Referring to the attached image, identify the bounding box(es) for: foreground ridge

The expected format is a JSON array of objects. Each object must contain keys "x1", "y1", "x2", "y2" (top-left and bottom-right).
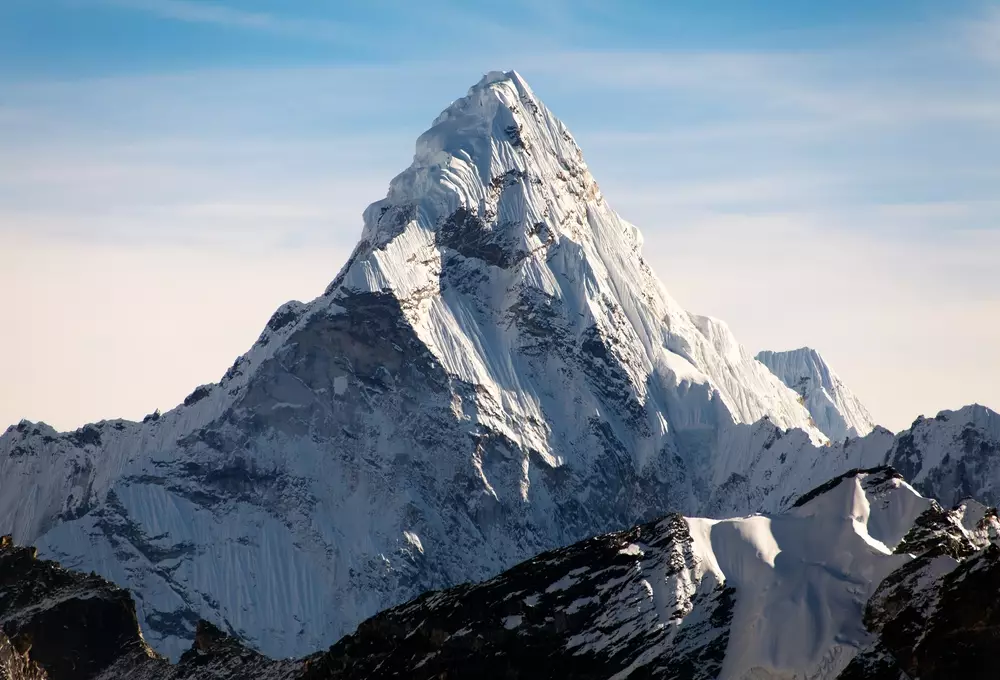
[{"x1": 4, "y1": 468, "x2": 1000, "y2": 680}]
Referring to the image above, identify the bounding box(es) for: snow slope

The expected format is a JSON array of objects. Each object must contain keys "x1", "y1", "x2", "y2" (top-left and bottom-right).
[
  {"x1": 885, "y1": 405, "x2": 1000, "y2": 506},
  {"x1": 5, "y1": 468, "x2": 1000, "y2": 680},
  {"x1": 0, "y1": 71, "x2": 995, "y2": 662},
  {"x1": 757, "y1": 347, "x2": 876, "y2": 441},
  {"x1": 274, "y1": 468, "x2": 973, "y2": 680},
  {"x1": 691, "y1": 469, "x2": 921, "y2": 679}
]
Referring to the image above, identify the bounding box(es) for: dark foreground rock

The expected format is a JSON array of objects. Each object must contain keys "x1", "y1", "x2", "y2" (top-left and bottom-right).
[{"x1": 1, "y1": 516, "x2": 731, "y2": 680}]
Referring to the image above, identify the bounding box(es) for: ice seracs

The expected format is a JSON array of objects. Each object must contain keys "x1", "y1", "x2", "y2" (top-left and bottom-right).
[{"x1": 757, "y1": 347, "x2": 876, "y2": 441}]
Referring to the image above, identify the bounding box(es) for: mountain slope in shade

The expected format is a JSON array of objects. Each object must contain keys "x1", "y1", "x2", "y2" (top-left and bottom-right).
[
  {"x1": 756, "y1": 347, "x2": 876, "y2": 441},
  {"x1": 0, "y1": 70, "x2": 828, "y2": 659},
  {"x1": 0, "y1": 536, "x2": 157, "y2": 680},
  {"x1": 886, "y1": 405, "x2": 1000, "y2": 507},
  {"x1": 0, "y1": 536, "x2": 301, "y2": 680},
  {"x1": 6, "y1": 468, "x2": 1000, "y2": 680}
]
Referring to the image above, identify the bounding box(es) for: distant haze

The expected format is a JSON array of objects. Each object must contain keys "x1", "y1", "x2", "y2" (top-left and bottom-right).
[{"x1": 3, "y1": 1, "x2": 998, "y2": 433}]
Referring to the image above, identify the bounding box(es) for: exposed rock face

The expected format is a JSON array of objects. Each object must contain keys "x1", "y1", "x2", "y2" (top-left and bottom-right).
[
  {"x1": 95, "y1": 619, "x2": 302, "y2": 680},
  {"x1": 0, "y1": 536, "x2": 154, "y2": 680},
  {"x1": 838, "y1": 496, "x2": 1000, "y2": 680},
  {"x1": 0, "y1": 632, "x2": 47, "y2": 680},
  {"x1": 0, "y1": 536, "x2": 301, "y2": 680},
  {"x1": 886, "y1": 405, "x2": 1000, "y2": 507},
  {"x1": 305, "y1": 514, "x2": 735, "y2": 680}
]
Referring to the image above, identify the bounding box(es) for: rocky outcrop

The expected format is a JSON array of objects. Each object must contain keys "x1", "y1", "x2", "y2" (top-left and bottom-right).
[
  {"x1": 839, "y1": 493, "x2": 1000, "y2": 680},
  {"x1": 0, "y1": 535, "x2": 153, "y2": 680},
  {"x1": 0, "y1": 535, "x2": 301, "y2": 680},
  {"x1": 886, "y1": 405, "x2": 1000, "y2": 507},
  {"x1": 305, "y1": 514, "x2": 734, "y2": 680}
]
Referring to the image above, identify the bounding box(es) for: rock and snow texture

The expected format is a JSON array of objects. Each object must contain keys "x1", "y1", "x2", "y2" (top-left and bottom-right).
[
  {"x1": 0, "y1": 70, "x2": 822, "y2": 659},
  {"x1": 756, "y1": 347, "x2": 876, "y2": 441},
  {"x1": 689, "y1": 468, "x2": 924, "y2": 679},
  {"x1": 840, "y1": 487, "x2": 1000, "y2": 680},
  {"x1": 0, "y1": 537, "x2": 302, "y2": 680},
  {"x1": 0, "y1": 536, "x2": 157, "y2": 680},
  {"x1": 314, "y1": 468, "x2": 999, "y2": 680},
  {"x1": 885, "y1": 404, "x2": 1000, "y2": 507},
  {"x1": 246, "y1": 468, "x2": 992, "y2": 680},
  {"x1": 0, "y1": 70, "x2": 998, "y2": 663},
  {"x1": 5, "y1": 468, "x2": 1000, "y2": 680}
]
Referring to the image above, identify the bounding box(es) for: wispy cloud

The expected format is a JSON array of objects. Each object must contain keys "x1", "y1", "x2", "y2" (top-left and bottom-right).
[
  {"x1": 524, "y1": 47, "x2": 1000, "y2": 127},
  {"x1": 962, "y1": 5, "x2": 1000, "y2": 63},
  {"x1": 98, "y1": 0, "x2": 357, "y2": 43}
]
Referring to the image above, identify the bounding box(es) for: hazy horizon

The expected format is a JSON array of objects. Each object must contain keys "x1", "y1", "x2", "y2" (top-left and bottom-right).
[{"x1": 3, "y1": 1, "x2": 999, "y2": 433}]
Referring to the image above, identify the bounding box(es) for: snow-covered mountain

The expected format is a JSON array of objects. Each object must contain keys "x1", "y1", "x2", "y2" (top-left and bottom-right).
[
  {"x1": 885, "y1": 404, "x2": 1000, "y2": 506},
  {"x1": 308, "y1": 466, "x2": 1000, "y2": 680},
  {"x1": 700, "y1": 404, "x2": 1000, "y2": 521},
  {"x1": 757, "y1": 347, "x2": 876, "y2": 441},
  {"x1": 0, "y1": 70, "x2": 997, "y2": 663},
  {"x1": 5, "y1": 467, "x2": 999, "y2": 680},
  {"x1": 0, "y1": 70, "x2": 821, "y2": 659}
]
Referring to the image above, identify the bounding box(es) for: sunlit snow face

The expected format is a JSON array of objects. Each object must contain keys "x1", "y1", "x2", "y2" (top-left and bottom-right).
[{"x1": 4, "y1": 3, "x2": 1000, "y2": 432}]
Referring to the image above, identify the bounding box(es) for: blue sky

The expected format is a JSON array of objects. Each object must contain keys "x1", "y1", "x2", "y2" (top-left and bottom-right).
[
  {"x1": 2, "y1": 1, "x2": 999, "y2": 431},
  {"x1": 0, "y1": 1, "x2": 961, "y2": 77}
]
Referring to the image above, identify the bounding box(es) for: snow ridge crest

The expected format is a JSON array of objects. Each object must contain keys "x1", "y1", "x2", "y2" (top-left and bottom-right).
[{"x1": 757, "y1": 346, "x2": 877, "y2": 441}]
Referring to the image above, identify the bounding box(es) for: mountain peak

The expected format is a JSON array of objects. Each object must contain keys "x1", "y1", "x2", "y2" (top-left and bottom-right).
[
  {"x1": 350, "y1": 69, "x2": 594, "y2": 262},
  {"x1": 0, "y1": 71, "x2": 832, "y2": 659},
  {"x1": 757, "y1": 346, "x2": 876, "y2": 440},
  {"x1": 474, "y1": 69, "x2": 525, "y2": 87}
]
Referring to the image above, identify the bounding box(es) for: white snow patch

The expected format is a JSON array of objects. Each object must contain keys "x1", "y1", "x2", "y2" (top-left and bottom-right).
[
  {"x1": 404, "y1": 531, "x2": 424, "y2": 554},
  {"x1": 564, "y1": 595, "x2": 600, "y2": 615},
  {"x1": 502, "y1": 615, "x2": 523, "y2": 630},
  {"x1": 545, "y1": 574, "x2": 578, "y2": 593},
  {"x1": 686, "y1": 472, "x2": 920, "y2": 680},
  {"x1": 333, "y1": 375, "x2": 349, "y2": 396}
]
